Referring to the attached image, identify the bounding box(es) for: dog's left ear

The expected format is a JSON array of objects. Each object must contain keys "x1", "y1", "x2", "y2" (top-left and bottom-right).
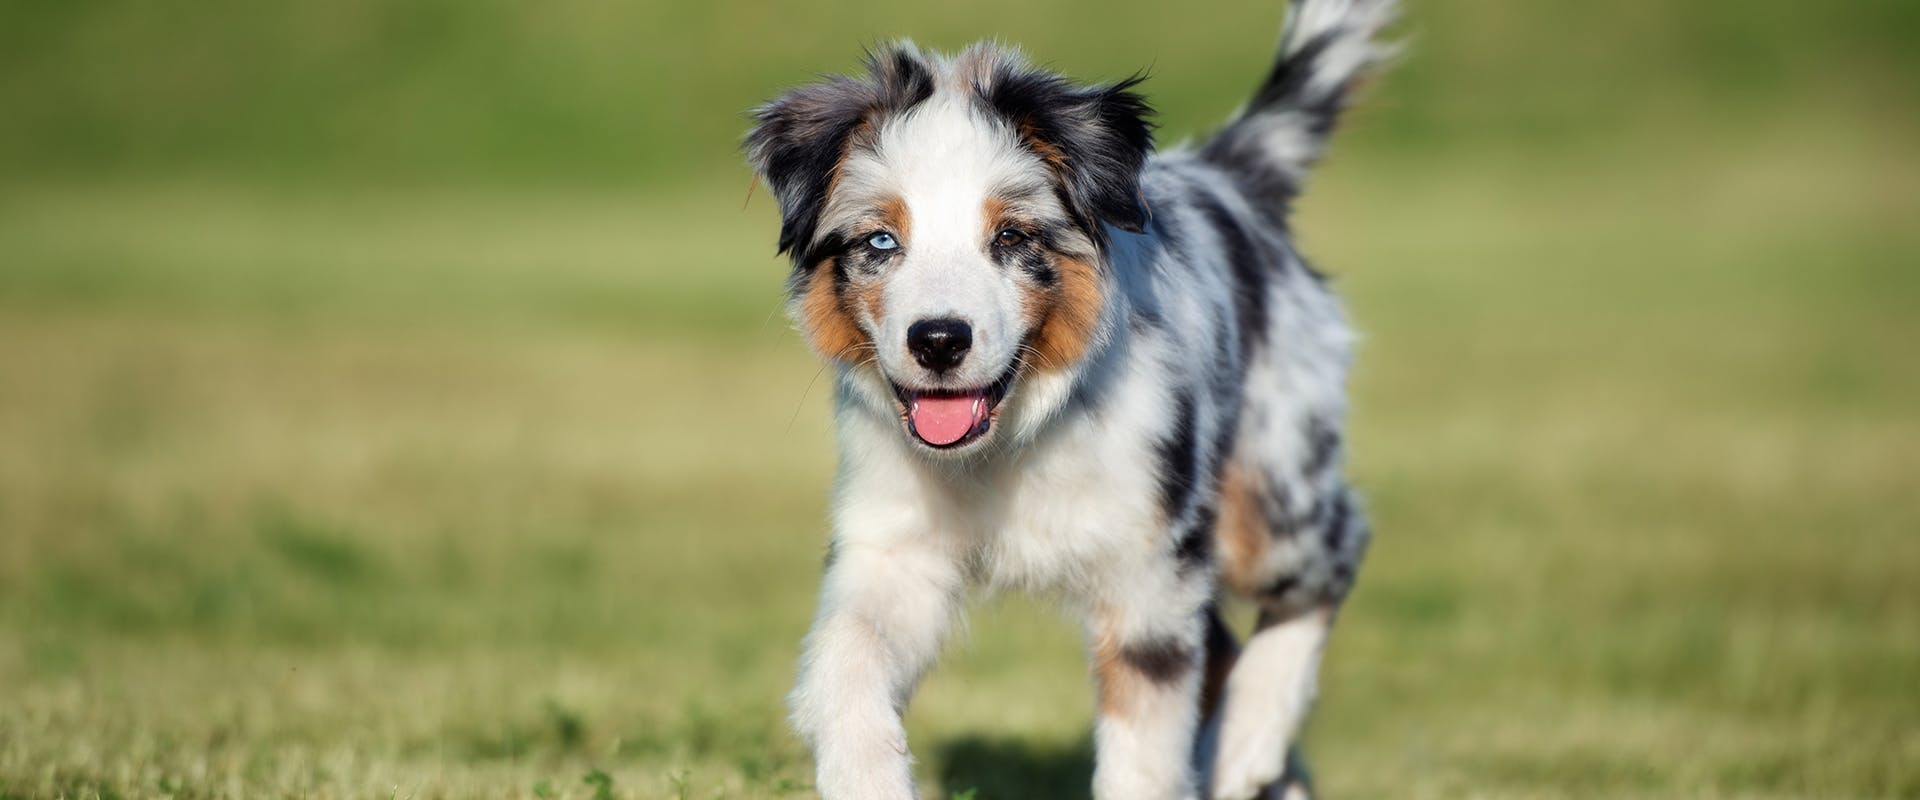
[{"x1": 987, "y1": 72, "x2": 1155, "y2": 235}]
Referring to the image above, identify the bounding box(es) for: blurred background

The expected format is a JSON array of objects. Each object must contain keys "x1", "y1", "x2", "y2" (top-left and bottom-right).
[{"x1": 1, "y1": 0, "x2": 1915, "y2": 797}]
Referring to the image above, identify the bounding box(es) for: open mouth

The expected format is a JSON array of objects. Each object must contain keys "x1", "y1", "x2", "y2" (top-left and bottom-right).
[{"x1": 892, "y1": 372, "x2": 1015, "y2": 449}]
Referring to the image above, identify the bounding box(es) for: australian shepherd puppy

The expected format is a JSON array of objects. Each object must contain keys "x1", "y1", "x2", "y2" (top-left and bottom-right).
[{"x1": 745, "y1": 1, "x2": 1394, "y2": 797}]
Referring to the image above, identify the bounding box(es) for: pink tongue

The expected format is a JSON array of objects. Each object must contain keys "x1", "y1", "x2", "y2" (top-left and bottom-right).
[{"x1": 909, "y1": 393, "x2": 987, "y2": 446}]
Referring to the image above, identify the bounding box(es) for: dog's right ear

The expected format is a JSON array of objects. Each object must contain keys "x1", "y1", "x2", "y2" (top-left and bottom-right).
[
  {"x1": 746, "y1": 77, "x2": 878, "y2": 263},
  {"x1": 746, "y1": 45, "x2": 935, "y2": 266}
]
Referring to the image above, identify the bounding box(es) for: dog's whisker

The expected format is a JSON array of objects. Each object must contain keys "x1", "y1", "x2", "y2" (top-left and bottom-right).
[
  {"x1": 786, "y1": 358, "x2": 835, "y2": 435},
  {"x1": 1016, "y1": 343, "x2": 1062, "y2": 373},
  {"x1": 787, "y1": 341, "x2": 885, "y2": 435}
]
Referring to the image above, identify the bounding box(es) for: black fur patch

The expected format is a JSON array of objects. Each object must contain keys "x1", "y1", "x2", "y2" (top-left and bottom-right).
[
  {"x1": 1204, "y1": 605, "x2": 1237, "y2": 654},
  {"x1": 1205, "y1": 383, "x2": 1241, "y2": 479},
  {"x1": 1332, "y1": 561, "x2": 1355, "y2": 586},
  {"x1": 1119, "y1": 638, "x2": 1195, "y2": 685},
  {"x1": 981, "y1": 68, "x2": 1155, "y2": 239},
  {"x1": 994, "y1": 241, "x2": 1057, "y2": 286},
  {"x1": 1155, "y1": 389, "x2": 1200, "y2": 522},
  {"x1": 1256, "y1": 472, "x2": 1314, "y2": 539},
  {"x1": 1195, "y1": 194, "x2": 1271, "y2": 357},
  {"x1": 1260, "y1": 574, "x2": 1301, "y2": 599},
  {"x1": 1303, "y1": 415, "x2": 1341, "y2": 477},
  {"x1": 808, "y1": 229, "x2": 859, "y2": 274},
  {"x1": 1244, "y1": 34, "x2": 1343, "y2": 138},
  {"x1": 746, "y1": 46, "x2": 936, "y2": 269},
  {"x1": 1175, "y1": 504, "x2": 1216, "y2": 572},
  {"x1": 1323, "y1": 490, "x2": 1351, "y2": 551},
  {"x1": 1199, "y1": 27, "x2": 1361, "y2": 208}
]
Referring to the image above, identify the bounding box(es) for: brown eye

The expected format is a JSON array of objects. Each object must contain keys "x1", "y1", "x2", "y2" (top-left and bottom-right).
[{"x1": 995, "y1": 229, "x2": 1028, "y2": 247}]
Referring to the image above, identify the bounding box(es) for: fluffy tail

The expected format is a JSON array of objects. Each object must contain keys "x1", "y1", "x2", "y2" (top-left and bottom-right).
[{"x1": 1200, "y1": 0, "x2": 1397, "y2": 207}]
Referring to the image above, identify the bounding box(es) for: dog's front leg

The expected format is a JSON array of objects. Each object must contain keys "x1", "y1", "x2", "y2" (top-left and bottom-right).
[
  {"x1": 1086, "y1": 563, "x2": 1210, "y2": 800},
  {"x1": 790, "y1": 499, "x2": 963, "y2": 800}
]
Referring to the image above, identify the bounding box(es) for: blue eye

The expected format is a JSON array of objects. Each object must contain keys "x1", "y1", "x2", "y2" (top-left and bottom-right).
[{"x1": 865, "y1": 232, "x2": 899, "y2": 251}]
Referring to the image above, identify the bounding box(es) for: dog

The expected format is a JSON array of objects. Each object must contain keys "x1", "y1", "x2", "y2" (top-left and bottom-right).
[{"x1": 745, "y1": 1, "x2": 1393, "y2": 797}]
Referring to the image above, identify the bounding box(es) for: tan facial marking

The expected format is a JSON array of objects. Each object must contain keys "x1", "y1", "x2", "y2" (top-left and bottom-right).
[
  {"x1": 856, "y1": 195, "x2": 909, "y2": 328},
  {"x1": 800, "y1": 259, "x2": 868, "y2": 361},
  {"x1": 878, "y1": 195, "x2": 911, "y2": 242},
  {"x1": 988, "y1": 198, "x2": 1106, "y2": 373},
  {"x1": 798, "y1": 192, "x2": 910, "y2": 363},
  {"x1": 1027, "y1": 255, "x2": 1105, "y2": 370},
  {"x1": 859, "y1": 280, "x2": 885, "y2": 324},
  {"x1": 981, "y1": 196, "x2": 1012, "y2": 240}
]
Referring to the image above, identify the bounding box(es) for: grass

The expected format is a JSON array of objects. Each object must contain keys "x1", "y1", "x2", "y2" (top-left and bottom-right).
[
  {"x1": 3, "y1": 112, "x2": 1916, "y2": 798},
  {"x1": 2, "y1": 1, "x2": 1918, "y2": 796}
]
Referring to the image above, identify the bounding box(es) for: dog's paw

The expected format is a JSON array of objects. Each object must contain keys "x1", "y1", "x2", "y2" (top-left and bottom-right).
[
  {"x1": 1206, "y1": 721, "x2": 1288, "y2": 800},
  {"x1": 814, "y1": 727, "x2": 916, "y2": 800}
]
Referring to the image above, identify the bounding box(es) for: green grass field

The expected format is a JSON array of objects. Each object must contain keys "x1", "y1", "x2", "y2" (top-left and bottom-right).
[{"x1": 3, "y1": 1, "x2": 1918, "y2": 798}]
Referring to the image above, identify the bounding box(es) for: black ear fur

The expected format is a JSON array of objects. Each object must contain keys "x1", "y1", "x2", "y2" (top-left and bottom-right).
[
  {"x1": 745, "y1": 46, "x2": 935, "y2": 266},
  {"x1": 984, "y1": 70, "x2": 1156, "y2": 236}
]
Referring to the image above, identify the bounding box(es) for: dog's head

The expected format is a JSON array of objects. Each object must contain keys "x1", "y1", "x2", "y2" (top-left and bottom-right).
[{"x1": 747, "y1": 43, "x2": 1153, "y2": 455}]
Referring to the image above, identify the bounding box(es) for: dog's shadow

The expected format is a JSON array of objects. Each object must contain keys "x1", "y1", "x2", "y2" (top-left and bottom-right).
[{"x1": 934, "y1": 734, "x2": 1095, "y2": 800}]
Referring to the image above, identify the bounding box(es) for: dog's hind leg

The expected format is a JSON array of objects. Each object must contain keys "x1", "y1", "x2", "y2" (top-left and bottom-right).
[
  {"x1": 1203, "y1": 607, "x2": 1331, "y2": 800},
  {"x1": 1204, "y1": 403, "x2": 1370, "y2": 799},
  {"x1": 1204, "y1": 462, "x2": 1366, "y2": 799}
]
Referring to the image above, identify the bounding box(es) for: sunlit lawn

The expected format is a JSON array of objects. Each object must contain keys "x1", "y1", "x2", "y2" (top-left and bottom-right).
[{"x1": 2, "y1": 114, "x2": 1917, "y2": 798}]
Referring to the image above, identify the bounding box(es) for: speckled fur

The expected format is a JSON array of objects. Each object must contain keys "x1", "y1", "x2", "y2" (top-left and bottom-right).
[{"x1": 744, "y1": 2, "x2": 1396, "y2": 798}]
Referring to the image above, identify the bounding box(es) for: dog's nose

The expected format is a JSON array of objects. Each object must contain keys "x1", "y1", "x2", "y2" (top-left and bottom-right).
[{"x1": 907, "y1": 318, "x2": 972, "y2": 373}]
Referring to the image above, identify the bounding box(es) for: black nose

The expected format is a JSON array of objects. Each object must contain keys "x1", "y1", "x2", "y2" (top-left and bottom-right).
[{"x1": 907, "y1": 318, "x2": 972, "y2": 373}]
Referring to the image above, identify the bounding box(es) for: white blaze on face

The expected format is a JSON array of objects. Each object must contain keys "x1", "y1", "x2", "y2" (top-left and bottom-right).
[{"x1": 836, "y1": 91, "x2": 1048, "y2": 392}]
